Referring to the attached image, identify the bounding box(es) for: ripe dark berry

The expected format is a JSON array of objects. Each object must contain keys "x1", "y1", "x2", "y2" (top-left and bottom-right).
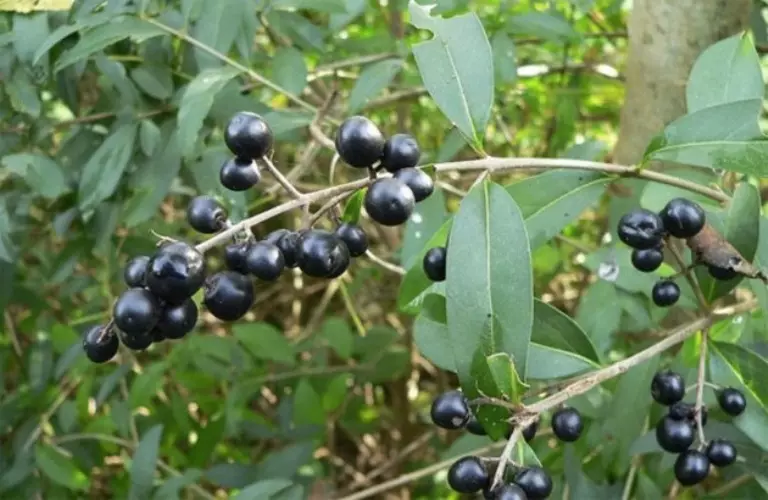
[
  {"x1": 224, "y1": 111, "x2": 273, "y2": 160},
  {"x1": 294, "y1": 230, "x2": 350, "y2": 278},
  {"x1": 151, "y1": 327, "x2": 166, "y2": 343},
  {"x1": 484, "y1": 483, "x2": 528, "y2": 500},
  {"x1": 652, "y1": 280, "x2": 680, "y2": 307},
  {"x1": 156, "y1": 299, "x2": 198, "y2": 339},
  {"x1": 124, "y1": 255, "x2": 150, "y2": 288},
  {"x1": 381, "y1": 133, "x2": 420, "y2": 173},
  {"x1": 364, "y1": 178, "x2": 415, "y2": 226},
  {"x1": 660, "y1": 198, "x2": 705, "y2": 239},
  {"x1": 668, "y1": 402, "x2": 708, "y2": 428},
  {"x1": 718, "y1": 387, "x2": 747, "y2": 416},
  {"x1": 245, "y1": 241, "x2": 285, "y2": 281},
  {"x1": 335, "y1": 116, "x2": 385, "y2": 168},
  {"x1": 266, "y1": 229, "x2": 300, "y2": 268},
  {"x1": 631, "y1": 247, "x2": 663, "y2": 273},
  {"x1": 82, "y1": 325, "x2": 119, "y2": 363},
  {"x1": 708, "y1": 265, "x2": 738, "y2": 281},
  {"x1": 220, "y1": 157, "x2": 261, "y2": 191},
  {"x1": 119, "y1": 329, "x2": 153, "y2": 351},
  {"x1": 146, "y1": 242, "x2": 206, "y2": 304},
  {"x1": 508, "y1": 420, "x2": 539, "y2": 443},
  {"x1": 551, "y1": 407, "x2": 583, "y2": 442},
  {"x1": 655, "y1": 416, "x2": 694, "y2": 453},
  {"x1": 113, "y1": 288, "x2": 161, "y2": 335},
  {"x1": 617, "y1": 209, "x2": 665, "y2": 249},
  {"x1": 203, "y1": 271, "x2": 254, "y2": 321},
  {"x1": 430, "y1": 390, "x2": 470, "y2": 429},
  {"x1": 447, "y1": 456, "x2": 489, "y2": 493},
  {"x1": 423, "y1": 246, "x2": 447, "y2": 282},
  {"x1": 224, "y1": 242, "x2": 251, "y2": 274},
  {"x1": 466, "y1": 414, "x2": 487, "y2": 436},
  {"x1": 706, "y1": 439, "x2": 737, "y2": 467},
  {"x1": 514, "y1": 467, "x2": 553, "y2": 499},
  {"x1": 651, "y1": 370, "x2": 685, "y2": 405},
  {"x1": 674, "y1": 450, "x2": 710, "y2": 486},
  {"x1": 335, "y1": 223, "x2": 368, "y2": 257},
  {"x1": 187, "y1": 196, "x2": 227, "y2": 234},
  {"x1": 394, "y1": 167, "x2": 434, "y2": 202}
]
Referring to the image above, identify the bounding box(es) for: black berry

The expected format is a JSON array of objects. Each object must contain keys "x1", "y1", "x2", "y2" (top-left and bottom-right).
[
  {"x1": 335, "y1": 223, "x2": 368, "y2": 257},
  {"x1": 381, "y1": 133, "x2": 420, "y2": 173},
  {"x1": 617, "y1": 209, "x2": 665, "y2": 249},
  {"x1": 394, "y1": 167, "x2": 434, "y2": 203},
  {"x1": 82, "y1": 325, "x2": 119, "y2": 363},
  {"x1": 514, "y1": 467, "x2": 553, "y2": 499},
  {"x1": 224, "y1": 111, "x2": 273, "y2": 160},
  {"x1": 245, "y1": 241, "x2": 285, "y2": 281},
  {"x1": 113, "y1": 288, "x2": 161, "y2": 335},
  {"x1": 484, "y1": 484, "x2": 529, "y2": 500},
  {"x1": 631, "y1": 247, "x2": 663, "y2": 273},
  {"x1": 674, "y1": 450, "x2": 710, "y2": 486},
  {"x1": 146, "y1": 242, "x2": 206, "y2": 304},
  {"x1": 551, "y1": 407, "x2": 583, "y2": 442},
  {"x1": 708, "y1": 265, "x2": 738, "y2": 281},
  {"x1": 660, "y1": 198, "x2": 706, "y2": 239},
  {"x1": 294, "y1": 230, "x2": 350, "y2": 278},
  {"x1": 430, "y1": 390, "x2": 470, "y2": 429},
  {"x1": 706, "y1": 439, "x2": 737, "y2": 467},
  {"x1": 655, "y1": 416, "x2": 694, "y2": 453},
  {"x1": 466, "y1": 414, "x2": 486, "y2": 436},
  {"x1": 506, "y1": 420, "x2": 539, "y2": 443},
  {"x1": 124, "y1": 255, "x2": 150, "y2": 288},
  {"x1": 220, "y1": 157, "x2": 261, "y2": 191},
  {"x1": 266, "y1": 229, "x2": 300, "y2": 268},
  {"x1": 151, "y1": 327, "x2": 166, "y2": 343},
  {"x1": 651, "y1": 370, "x2": 685, "y2": 405},
  {"x1": 447, "y1": 456, "x2": 489, "y2": 493},
  {"x1": 224, "y1": 242, "x2": 251, "y2": 274},
  {"x1": 156, "y1": 299, "x2": 198, "y2": 339},
  {"x1": 187, "y1": 196, "x2": 227, "y2": 234},
  {"x1": 652, "y1": 280, "x2": 680, "y2": 307},
  {"x1": 119, "y1": 329, "x2": 153, "y2": 351},
  {"x1": 335, "y1": 116, "x2": 385, "y2": 168},
  {"x1": 718, "y1": 387, "x2": 746, "y2": 416},
  {"x1": 364, "y1": 178, "x2": 415, "y2": 226},
  {"x1": 203, "y1": 271, "x2": 254, "y2": 321},
  {"x1": 423, "y1": 246, "x2": 447, "y2": 282}
]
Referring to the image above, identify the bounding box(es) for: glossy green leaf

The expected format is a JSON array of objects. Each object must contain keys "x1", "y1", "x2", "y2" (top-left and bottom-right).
[
  {"x1": 401, "y1": 186, "x2": 447, "y2": 269},
  {"x1": 35, "y1": 445, "x2": 89, "y2": 491},
  {"x1": 12, "y1": 12, "x2": 49, "y2": 63},
  {"x1": 193, "y1": 0, "x2": 246, "y2": 69},
  {"x1": 152, "y1": 469, "x2": 203, "y2": 500},
  {"x1": 575, "y1": 279, "x2": 622, "y2": 355},
  {"x1": 506, "y1": 11, "x2": 581, "y2": 43},
  {"x1": 319, "y1": 317, "x2": 354, "y2": 359},
  {"x1": 130, "y1": 425, "x2": 164, "y2": 498},
  {"x1": 330, "y1": 0, "x2": 367, "y2": 30},
  {"x1": 532, "y1": 299, "x2": 600, "y2": 363},
  {"x1": 470, "y1": 349, "x2": 515, "y2": 439},
  {"x1": 408, "y1": 1, "x2": 493, "y2": 149},
  {"x1": 491, "y1": 31, "x2": 517, "y2": 85},
  {"x1": 271, "y1": 47, "x2": 307, "y2": 97},
  {"x1": 233, "y1": 323, "x2": 296, "y2": 366},
  {"x1": 131, "y1": 64, "x2": 173, "y2": 100},
  {"x1": 397, "y1": 218, "x2": 451, "y2": 314},
  {"x1": 526, "y1": 344, "x2": 599, "y2": 379},
  {"x1": 268, "y1": 11, "x2": 327, "y2": 52},
  {"x1": 2, "y1": 153, "x2": 70, "y2": 199},
  {"x1": 232, "y1": 479, "x2": 293, "y2": 499},
  {"x1": 341, "y1": 188, "x2": 366, "y2": 225},
  {"x1": 348, "y1": 59, "x2": 403, "y2": 113}
]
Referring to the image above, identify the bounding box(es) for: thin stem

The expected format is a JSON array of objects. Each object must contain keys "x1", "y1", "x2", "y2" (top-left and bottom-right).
[
  {"x1": 490, "y1": 418, "x2": 533, "y2": 490},
  {"x1": 695, "y1": 327, "x2": 709, "y2": 445},
  {"x1": 667, "y1": 242, "x2": 709, "y2": 311},
  {"x1": 339, "y1": 281, "x2": 366, "y2": 336},
  {"x1": 260, "y1": 156, "x2": 303, "y2": 199},
  {"x1": 365, "y1": 250, "x2": 406, "y2": 276},
  {"x1": 309, "y1": 191, "x2": 356, "y2": 226}
]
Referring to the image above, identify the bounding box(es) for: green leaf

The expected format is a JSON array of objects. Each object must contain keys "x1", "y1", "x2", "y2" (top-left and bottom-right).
[
  {"x1": 32, "y1": 12, "x2": 115, "y2": 64},
  {"x1": 341, "y1": 188, "x2": 366, "y2": 225},
  {"x1": 408, "y1": 1, "x2": 493, "y2": 149},
  {"x1": 131, "y1": 64, "x2": 173, "y2": 100},
  {"x1": 272, "y1": 0, "x2": 348, "y2": 13},
  {"x1": 232, "y1": 479, "x2": 293, "y2": 500},
  {"x1": 152, "y1": 469, "x2": 203, "y2": 500},
  {"x1": 35, "y1": 445, "x2": 89, "y2": 491},
  {"x1": 233, "y1": 323, "x2": 296, "y2": 366},
  {"x1": 490, "y1": 31, "x2": 517, "y2": 85},
  {"x1": 401, "y1": 186, "x2": 447, "y2": 269},
  {"x1": 639, "y1": 166, "x2": 720, "y2": 212},
  {"x1": 486, "y1": 352, "x2": 526, "y2": 402},
  {"x1": 130, "y1": 425, "x2": 164, "y2": 498},
  {"x1": 54, "y1": 17, "x2": 166, "y2": 72},
  {"x1": 178, "y1": 67, "x2": 241, "y2": 158},
  {"x1": 271, "y1": 47, "x2": 307, "y2": 97},
  {"x1": 506, "y1": 12, "x2": 581, "y2": 43},
  {"x1": 192, "y1": 0, "x2": 245, "y2": 69},
  {"x1": 532, "y1": 299, "x2": 600, "y2": 363},
  {"x1": 78, "y1": 123, "x2": 138, "y2": 214},
  {"x1": 6, "y1": 67, "x2": 41, "y2": 118},
  {"x1": 293, "y1": 379, "x2": 325, "y2": 426},
  {"x1": 526, "y1": 344, "x2": 599, "y2": 380},
  {"x1": 268, "y1": 11, "x2": 327, "y2": 52},
  {"x1": 129, "y1": 362, "x2": 168, "y2": 408},
  {"x1": 348, "y1": 59, "x2": 403, "y2": 113},
  {"x1": 469, "y1": 349, "x2": 515, "y2": 440},
  {"x1": 446, "y1": 181, "x2": 533, "y2": 387},
  {"x1": 12, "y1": 12, "x2": 49, "y2": 64},
  {"x1": 329, "y1": 0, "x2": 366, "y2": 30},
  {"x1": 413, "y1": 295, "x2": 453, "y2": 370},
  {"x1": 575, "y1": 280, "x2": 622, "y2": 355},
  {"x1": 397, "y1": 218, "x2": 452, "y2": 314},
  {"x1": 319, "y1": 317, "x2": 354, "y2": 359},
  {"x1": 139, "y1": 119, "x2": 161, "y2": 156},
  {"x1": 686, "y1": 33, "x2": 763, "y2": 113},
  {"x1": 2, "y1": 153, "x2": 70, "y2": 199}
]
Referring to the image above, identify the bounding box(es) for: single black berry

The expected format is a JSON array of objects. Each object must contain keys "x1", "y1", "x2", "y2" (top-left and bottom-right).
[
  {"x1": 113, "y1": 288, "x2": 161, "y2": 335},
  {"x1": 466, "y1": 414, "x2": 487, "y2": 436},
  {"x1": 245, "y1": 241, "x2": 285, "y2": 281},
  {"x1": 146, "y1": 242, "x2": 206, "y2": 304},
  {"x1": 224, "y1": 242, "x2": 251, "y2": 274},
  {"x1": 674, "y1": 450, "x2": 710, "y2": 486},
  {"x1": 203, "y1": 271, "x2": 254, "y2": 321},
  {"x1": 266, "y1": 229, "x2": 300, "y2": 268},
  {"x1": 718, "y1": 387, "x2": 747, "y2": 416},
  {"x1": 652, "y1": 280, "x2": 680, "y2": 307},
  {"x1": 706, "y1": 439, "x2": 737, "y2": 467},
  {"x1": 393, "y1": 167, "x2": 434, "y2": 203},
  {"x1": 335, "y1": 223, "x2": 368, "y2": 257},
  {"x1": 655, "y1": 416, "x2": 694, "y2": 453},
  {"x1": 151, "y1": 327, "x2": 166, "y2": 343},
  {"x1": 224, "y1": 111, "x2": 273, "y2": 160},
  {"x1": 631, "y1": 247, "x2": 664, "y2": 273},
  {"x1": 82, "y1": 325, "x2": 119, "y2": 363},
  {"x1": 187, "y1": 196, "x2": 227, "y2": 234},
  {"x1": 430, "y1": 390, "x2": 470, "y2": 429},
  {"x1": 617, "y1": 209, "x2": 665, "y2": 250},
  {"x1": 335, "y1": 116, "x2": 385, "y2": 168},
  {"x1": 551, "y1": 407, "x2": 583, "y2": 442},
  {"x1": 364, "y1": 178, "x2": 415, "y2": 226},
  {"x1": 447, "y1": 456, "x2": 489, "y2": 493},
  {"x1": 514, "y1": 467, "x2": 553, "y2": 499},
  {"x1": 220, "y1": 157, "x2": 261, "y2": 191},
  {"x1": 156, "y1": 299, "x2": 198, "y2": 339},
  {"x1": 708, "y1": 265, "x2": 738, "y2": 281},
  {"x1": 119, "y1": 329, "x2": 154, "y2": 351},
  {"x1": 668, "y1": 402, "x2": 708, "y2": 428},
  {"x1": 381, "y1": 133, "x2": 420, "y2": 173},
  {"x1": 651, "y1": 370, "x2": 685, "y2": 405},
  {"x1": 423, "y1": 247, "x2": 447, "y2": 282},
  {"x1": 124, "y1": 255, "x2": 150, "y2": 288},
  {"x1": 660, "y1": 198, "x2": 706, "y2": 239},
  {"x1": 484, "y1": 484, "x2": 529, "y2": 500},
  {"x1": 294, "y1": 230, "x2": 350, "y2": 278}
]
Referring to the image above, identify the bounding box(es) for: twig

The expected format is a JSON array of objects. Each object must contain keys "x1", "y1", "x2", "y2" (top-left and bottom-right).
[
  {"x1": 694, "y1": 327, "x2": 709, "y2": 445},
  {"x1": 365, "y1": 250, "x2": 406, "y2": 276},
  {"x1": 309, "y1": 191, "x2": 355, "y2": 226},
  {"x1": 491, "y1": 418, "x2": 532, "y2": 490},
  {"x1": 22, "y1": 377, "x2": 82, "y2": 451},
  {"x1": 667, "y1": 242, "x2": 709, "y2": 311},
  {"x1": 315, "y1": 52, "x2": 399, "y2": 73},
  {"x1": 259, "y1": 156, "x2": 303, "y2": 199},
  {"x1": 4, "y1": 311, "x2": 22, "y2": 358}
]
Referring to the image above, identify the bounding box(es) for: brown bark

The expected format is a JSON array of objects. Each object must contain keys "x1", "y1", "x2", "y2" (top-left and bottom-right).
[{"x1": 614, "y1": 0, "x2": 751, "y2": 165}]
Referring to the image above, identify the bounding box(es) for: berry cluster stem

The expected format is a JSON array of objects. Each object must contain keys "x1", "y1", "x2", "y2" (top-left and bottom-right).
[
  {"x1": 490, "y1": 416, "x2": 535, "y2": 490},
  {"x1": 694, "y1": 327, "x2": 709, "y2": 445},
  {"x1": 260, "y1": 156, "x2": 304, "y2": 199}
]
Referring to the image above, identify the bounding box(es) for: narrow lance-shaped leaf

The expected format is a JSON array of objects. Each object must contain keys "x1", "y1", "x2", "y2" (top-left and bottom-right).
[{"x1": 129, "y1": 424, "x2": 164, "y2": 498}]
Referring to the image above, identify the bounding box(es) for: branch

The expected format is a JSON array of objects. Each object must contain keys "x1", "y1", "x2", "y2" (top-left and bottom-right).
[
  {"x1": 695, "y1": 327, "x2": 709, "y2": 445},
  {"x1": 260, "y1": 156, "x2": 303, "y2": 199}
]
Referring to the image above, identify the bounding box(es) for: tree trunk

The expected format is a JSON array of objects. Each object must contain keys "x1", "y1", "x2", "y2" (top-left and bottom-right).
[{"x1": 614, "y1": 0, "x2": 751, "y2": 165}]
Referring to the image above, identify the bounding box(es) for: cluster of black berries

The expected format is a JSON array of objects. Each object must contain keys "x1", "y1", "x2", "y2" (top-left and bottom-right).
[
  {"x1": 618, "y1": 198, "x2": 707, "y2": 307},
  {"x1": 651, "y1": 370, "x2": 745, "y2": 486},
  {"x1": 430, "y1": 391, "x2": 585, "y2": 498}
]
